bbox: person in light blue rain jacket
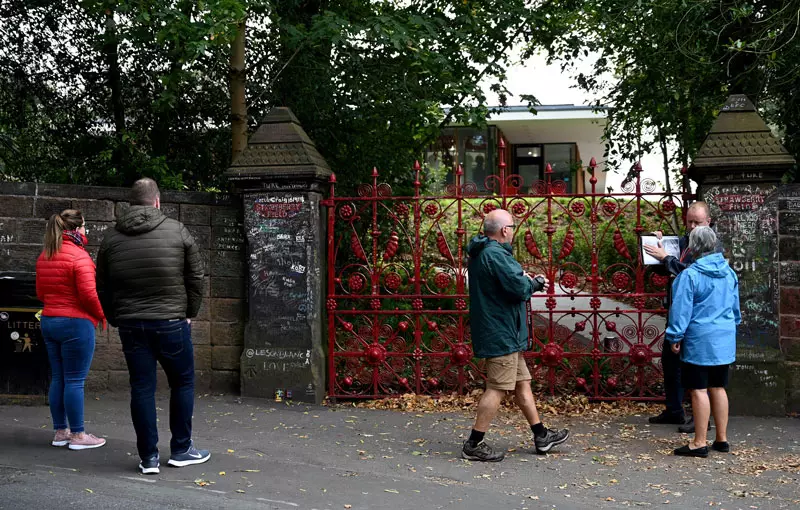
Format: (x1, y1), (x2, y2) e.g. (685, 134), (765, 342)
(666, 226), (741, 458)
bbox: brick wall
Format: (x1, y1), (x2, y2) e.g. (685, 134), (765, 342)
(0, 182), (246, 394)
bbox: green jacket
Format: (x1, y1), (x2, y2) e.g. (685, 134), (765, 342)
(467, 235), (543, 358)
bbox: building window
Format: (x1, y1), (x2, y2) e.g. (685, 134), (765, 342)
(544, 144), (577, 191)
(424, 127), (495, 192)
(425, 129), (577, 194)
(512, 143), (577, 193)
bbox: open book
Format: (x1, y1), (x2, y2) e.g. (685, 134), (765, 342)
(640, 235), (681, 265)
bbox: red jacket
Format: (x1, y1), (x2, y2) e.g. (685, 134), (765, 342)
(36, 240), (106, 326)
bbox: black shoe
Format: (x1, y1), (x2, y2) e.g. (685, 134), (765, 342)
(677, 417), (712, 434)
(167, 441), (211, 467)
(674, 444), (708, 458)
(534, 428), (570, 454)
(139, 454), (160, 475)
(711, 441), (730, 453)
(461, 440), (505, 462)
(649, 411), (685, 425)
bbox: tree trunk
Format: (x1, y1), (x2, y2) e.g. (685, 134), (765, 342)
(658, 127), (680, 232)
(230, 19), (248, 163)
(104, 10), (126, 173)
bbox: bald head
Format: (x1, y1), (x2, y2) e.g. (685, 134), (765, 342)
(686, 201), (711, 232)
(484, 209), (514, 242)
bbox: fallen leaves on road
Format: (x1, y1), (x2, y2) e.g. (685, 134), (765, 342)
(338, 392), (661, 417)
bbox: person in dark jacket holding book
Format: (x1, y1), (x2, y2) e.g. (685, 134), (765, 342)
(644, 201), (723, 433)
(461, 209), (569, 462)
(97, 178), (208, 475)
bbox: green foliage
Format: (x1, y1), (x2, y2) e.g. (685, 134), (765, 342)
(0, 0), (548, 191)
(534, 0), (800, 184)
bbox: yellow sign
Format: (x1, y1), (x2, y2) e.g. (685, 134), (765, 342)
(35, 310), (42, 322)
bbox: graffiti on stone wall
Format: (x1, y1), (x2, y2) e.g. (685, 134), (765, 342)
(705, 184), (779, 347)
(244, 193), (316, 347)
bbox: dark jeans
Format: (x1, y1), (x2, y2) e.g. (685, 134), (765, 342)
(661, 341), (685, 417)
(118, 319), (194, 459)
(42, 317), (96, 434)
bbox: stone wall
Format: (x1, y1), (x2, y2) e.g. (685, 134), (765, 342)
(778, 185), (800, 413)
(0, 182), (245, 394)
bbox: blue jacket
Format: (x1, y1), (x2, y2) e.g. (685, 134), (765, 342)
(467, 236), (544, 358)
(665, 252), (741, 366)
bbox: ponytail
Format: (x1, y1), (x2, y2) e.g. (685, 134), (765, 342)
(43, 209), (84, 259)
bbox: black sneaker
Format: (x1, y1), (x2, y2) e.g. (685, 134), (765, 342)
(649, 410), (685, 424)
(711, 441), (730, 453)
(139, 454), (160, 475)
(677, 417), (712, 434)
(167, 441), (211, 467)
(674, 444), (708, 458)
(461, 440), (505, 462)
(534, 428), (570, 454)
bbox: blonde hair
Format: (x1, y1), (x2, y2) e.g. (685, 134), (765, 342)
(43, 209), (83, 258)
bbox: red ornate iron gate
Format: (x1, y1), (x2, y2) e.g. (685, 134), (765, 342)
(325, 144), (690, 400)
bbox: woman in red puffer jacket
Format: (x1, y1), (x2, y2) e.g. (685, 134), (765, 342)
(36, 209), (107, 451)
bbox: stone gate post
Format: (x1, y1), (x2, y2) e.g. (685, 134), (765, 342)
(689, 94), (796, 415)
(225, 108), (331, 404)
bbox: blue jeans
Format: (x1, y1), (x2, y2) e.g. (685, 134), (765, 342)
(118, 319), (195, 459)
(41, 317), (96, 434)
(661, 341), (685, 417)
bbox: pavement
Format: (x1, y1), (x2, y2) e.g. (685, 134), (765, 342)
(0, 394), (799, 510)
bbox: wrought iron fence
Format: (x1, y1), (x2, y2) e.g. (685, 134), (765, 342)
(325, 141), (690, 400)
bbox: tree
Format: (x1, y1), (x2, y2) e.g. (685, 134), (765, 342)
(536, 0), (800, 187)
(0, 1), (557, 191)
(262, 0), (556, 192)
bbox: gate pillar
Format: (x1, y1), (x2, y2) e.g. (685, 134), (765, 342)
(690, 94), (796, 415)
(225, 107), (331, 404)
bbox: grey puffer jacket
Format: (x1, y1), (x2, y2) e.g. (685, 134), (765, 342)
(96, 205), (204, 325)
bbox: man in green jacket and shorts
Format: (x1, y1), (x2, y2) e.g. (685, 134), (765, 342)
(462, 209), (570, 462)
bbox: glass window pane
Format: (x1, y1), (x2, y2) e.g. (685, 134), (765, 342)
(517, 164), (540, 186)
(544, 144), (576, 191)
(458, 128), (489, 187)
(425, 129), (456, 192)
(516, 146), (541, 158)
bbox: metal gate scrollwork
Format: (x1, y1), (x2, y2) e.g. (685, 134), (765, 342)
(325, 139), (690, 400)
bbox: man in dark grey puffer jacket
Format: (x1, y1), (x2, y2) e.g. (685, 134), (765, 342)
(97, 177), (209, 475)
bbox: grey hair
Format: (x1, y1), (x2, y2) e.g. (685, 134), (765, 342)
(688, 226), (717, 258)
(484, 214), (504, 235)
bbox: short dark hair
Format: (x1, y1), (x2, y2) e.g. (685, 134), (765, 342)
(131, 178), (160, 206)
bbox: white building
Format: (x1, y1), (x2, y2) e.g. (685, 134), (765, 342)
(429, 104), (609, 194)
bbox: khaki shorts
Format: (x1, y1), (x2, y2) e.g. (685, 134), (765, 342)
(485, 352), (531, 391)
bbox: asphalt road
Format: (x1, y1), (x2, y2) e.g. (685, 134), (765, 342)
(1, 395), (798, 509)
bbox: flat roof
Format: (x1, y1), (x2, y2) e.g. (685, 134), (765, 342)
(445, 104), (609, 123)
(488, 104), (609, 121)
